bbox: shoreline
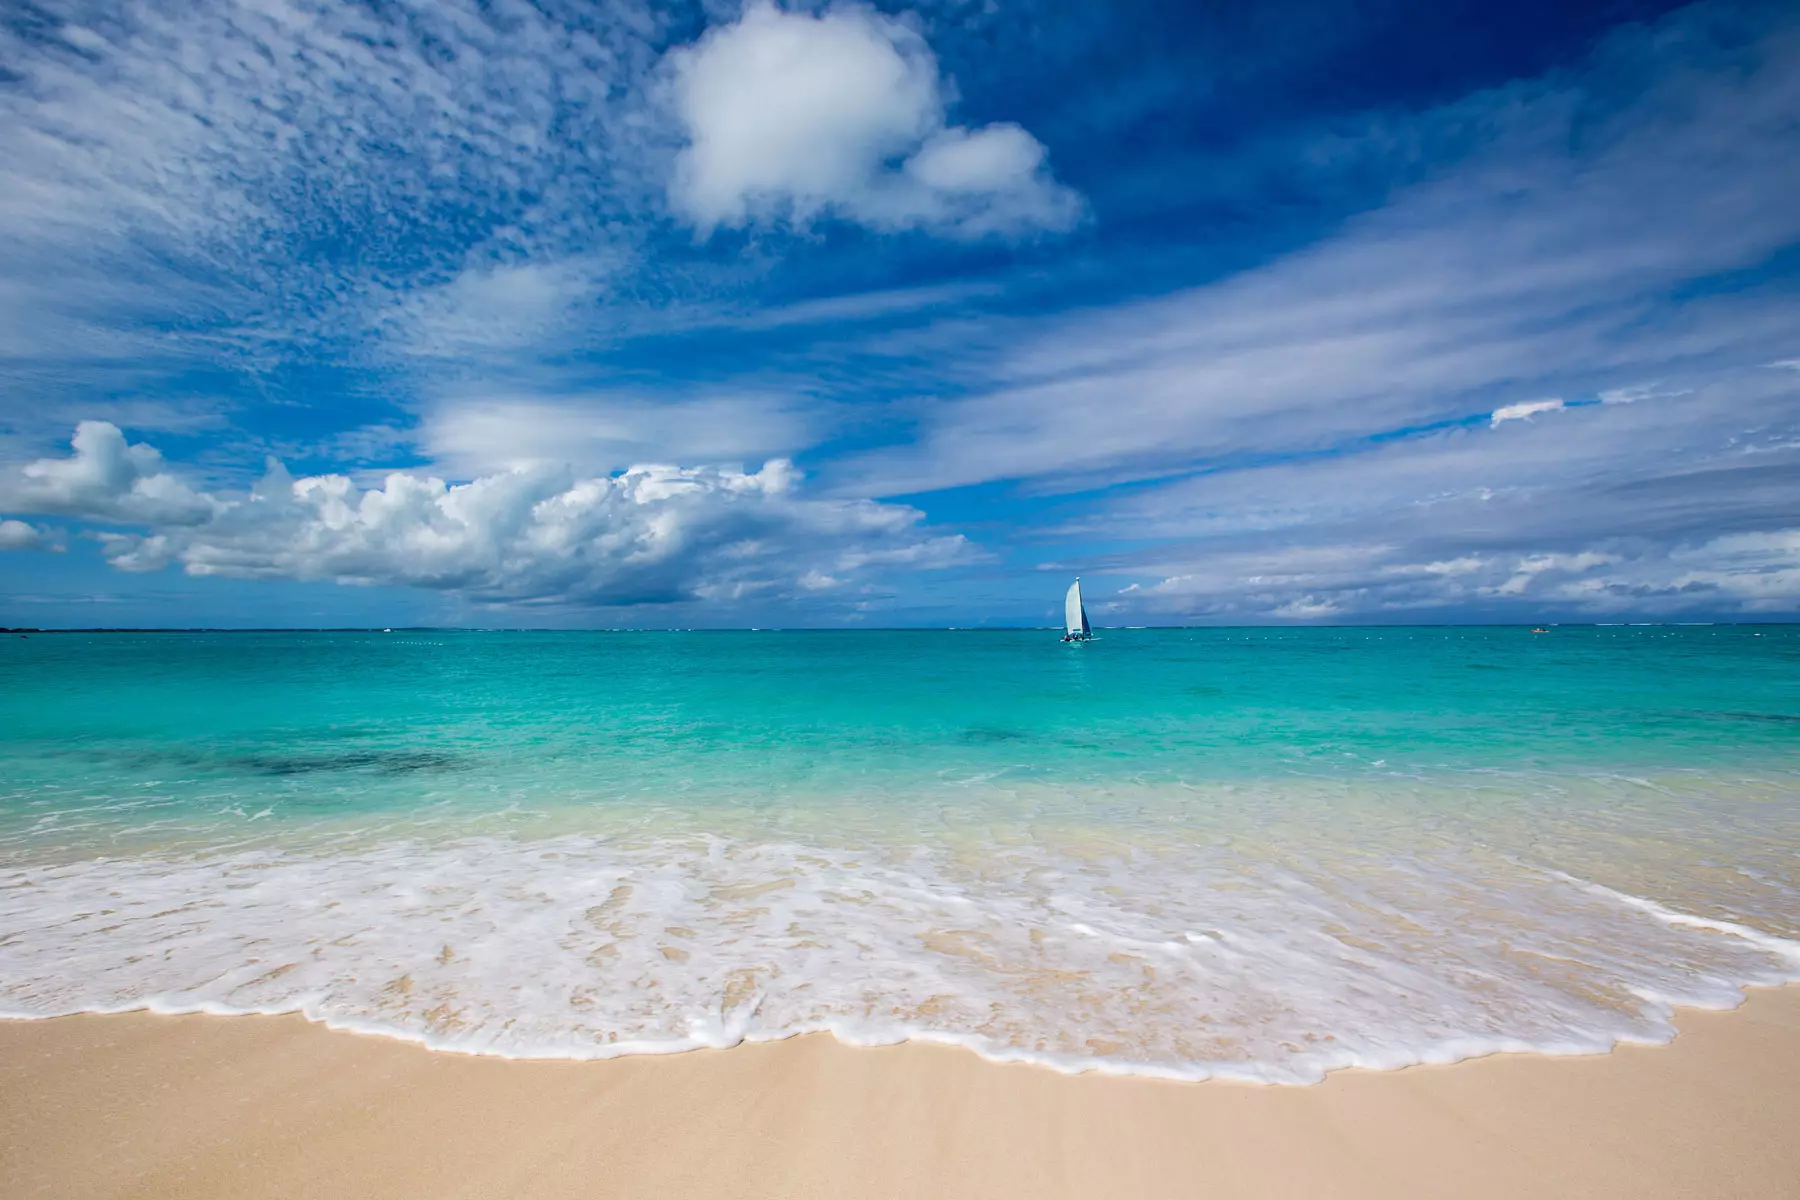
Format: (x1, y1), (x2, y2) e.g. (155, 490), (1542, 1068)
(0, 978), (1784, 1083)
(4, 985), (1797, 1198)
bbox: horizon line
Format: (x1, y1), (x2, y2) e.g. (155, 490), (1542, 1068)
(3, 622), (1794, 634)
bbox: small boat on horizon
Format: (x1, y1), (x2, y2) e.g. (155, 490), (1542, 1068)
(1062, 578), (1093, 643)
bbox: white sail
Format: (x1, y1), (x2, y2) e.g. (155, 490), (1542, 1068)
(1064, 579), (1090, 638)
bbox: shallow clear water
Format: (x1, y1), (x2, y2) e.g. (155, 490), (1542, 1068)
(2, 627), (1797, 1080)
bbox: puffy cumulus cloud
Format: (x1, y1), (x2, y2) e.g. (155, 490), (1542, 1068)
(3, 421), (216, 525)
(0, 519), (55, 551)
(667, 2), (1081, 237)
(2, 424), (974, 608)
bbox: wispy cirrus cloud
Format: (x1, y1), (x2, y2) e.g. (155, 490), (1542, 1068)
(841, 8), (1800, 498)
(2, 2), (657, 312)
(0, 0), (682, 453)
(415, 391), (821, 480)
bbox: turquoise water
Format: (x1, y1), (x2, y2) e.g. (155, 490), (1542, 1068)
(2, 627), (1798, 1079)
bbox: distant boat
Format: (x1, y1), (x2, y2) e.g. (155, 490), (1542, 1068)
(1062, 578), (1093, 642)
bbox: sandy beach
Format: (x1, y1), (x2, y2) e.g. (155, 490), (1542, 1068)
(2, 985), (1796, 1199)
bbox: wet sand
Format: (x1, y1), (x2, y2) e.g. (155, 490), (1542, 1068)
(3, 986), (1798, 1199)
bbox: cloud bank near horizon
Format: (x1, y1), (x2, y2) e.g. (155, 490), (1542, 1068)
(1, 422), (972, 609)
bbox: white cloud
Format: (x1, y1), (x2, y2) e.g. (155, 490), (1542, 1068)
(666, 2), (1080, 237)
(1598, 382), (1688, 405)
(3, 421), (216, 525)
(1075, 358), (1800, 620)
(376, 260), (619, 360)
(0, 0), (668, 388)
(905, 125), (1043, 192)
(1491, 398), (1564, 426)
(1415, 556), (1487, 576)
(0, 423), (973, 609)
(835, 538), (976, 571)
(1662, 528), (1800, 610)
(0, 519), (49, 551)
(715, 281), (1003, 332)
(416, 393), (817, 480)
(1120, 519), (1800, 619)
(1515, 551), (1616, 575)
(1492, 551), (1616, 595)
(1271, 597), (1340, 620)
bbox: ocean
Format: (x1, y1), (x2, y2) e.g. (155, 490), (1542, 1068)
(2, 626), (1797, 1082)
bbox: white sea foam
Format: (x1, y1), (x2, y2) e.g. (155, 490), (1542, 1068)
(4, 815), (1798, 1082)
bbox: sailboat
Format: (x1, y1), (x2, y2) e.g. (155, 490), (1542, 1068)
(1061, 578), (1093, 642)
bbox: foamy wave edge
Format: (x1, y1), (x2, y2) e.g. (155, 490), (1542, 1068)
(0, 991), (1770, 1085)
(6, 878), (1797, 1087)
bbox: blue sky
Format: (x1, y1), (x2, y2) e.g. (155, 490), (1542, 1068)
(1, 0), (1796, 627)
